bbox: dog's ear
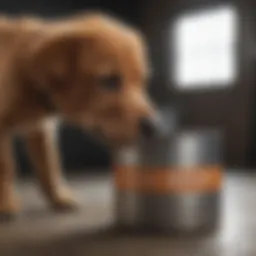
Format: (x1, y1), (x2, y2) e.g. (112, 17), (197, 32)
(27, 32), (93, 92)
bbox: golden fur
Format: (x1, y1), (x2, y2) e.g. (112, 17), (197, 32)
(0, 13), (154, 215)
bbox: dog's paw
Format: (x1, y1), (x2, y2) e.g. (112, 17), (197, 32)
(0, 200), (20, 221)
(51, 193), (79, 212)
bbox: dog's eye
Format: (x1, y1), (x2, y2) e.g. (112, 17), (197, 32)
(99, 74), (121, 91)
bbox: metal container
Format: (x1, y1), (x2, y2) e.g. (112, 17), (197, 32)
(114, 115), (223, 233)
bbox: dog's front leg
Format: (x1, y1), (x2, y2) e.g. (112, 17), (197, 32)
(0, 135), (19, 217)
(24, 120), (78, 211)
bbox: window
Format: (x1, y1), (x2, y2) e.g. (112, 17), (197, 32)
(172, 6), (238, 90)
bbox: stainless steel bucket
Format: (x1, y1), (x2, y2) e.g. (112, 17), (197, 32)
(114, 129), (223, 233)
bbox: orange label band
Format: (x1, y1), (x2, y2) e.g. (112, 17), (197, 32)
(114, 166), (223, 194)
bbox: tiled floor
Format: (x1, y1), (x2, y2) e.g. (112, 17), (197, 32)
(0, 173), (256, 256)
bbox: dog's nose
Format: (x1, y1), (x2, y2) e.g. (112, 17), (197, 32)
(139, 117), (159, 138)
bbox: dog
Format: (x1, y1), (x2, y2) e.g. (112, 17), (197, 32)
(0, 12), (157, 216)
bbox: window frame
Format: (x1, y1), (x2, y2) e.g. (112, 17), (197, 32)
(170, 5), (239, 92)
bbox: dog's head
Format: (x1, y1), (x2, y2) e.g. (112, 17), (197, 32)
(28, 14), (158, 146)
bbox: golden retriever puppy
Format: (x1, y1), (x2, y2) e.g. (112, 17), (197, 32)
(0, 12), (157, 216)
